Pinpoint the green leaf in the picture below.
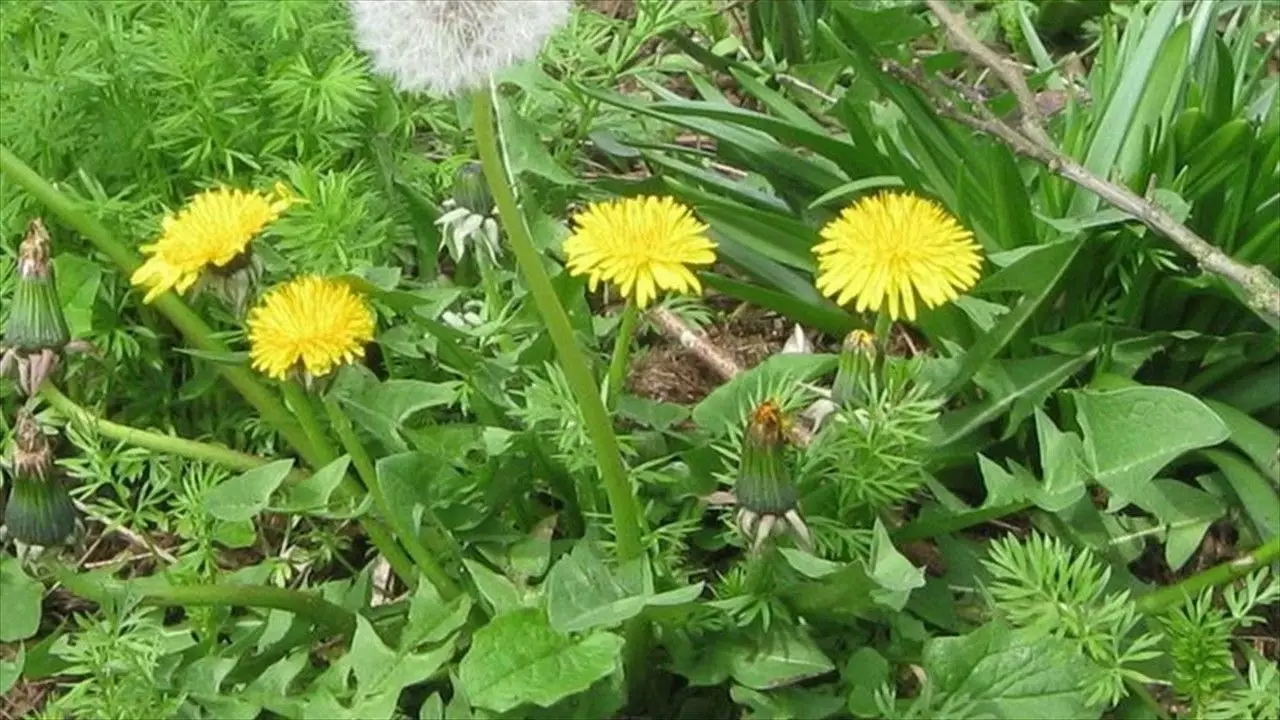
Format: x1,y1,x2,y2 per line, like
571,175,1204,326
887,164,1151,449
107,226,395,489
1032,408,1088,512
404,580,473,651
350,615,455,700
463,559,522,616
545,542,703,633
376,452,461,537
53,253,101,337
693,353,838,436
732,684,845,720
545,543,644,634
1132,479,1226,571
204,460,295,522
0,555,41,642
844,647,891,718
807,176,905,210
1073,387,1230,508
924,622,1098,720
938,353,1093,447
275,456,350,514
495,94,579,186
868,519,925,611
457,607,624,713
1200,448,1279,542
1203,399,1280,483
729,626,835,690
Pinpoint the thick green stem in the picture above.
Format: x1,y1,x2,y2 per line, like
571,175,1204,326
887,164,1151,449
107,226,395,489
281,381,334,466
40,385,306,481
55,564,356,637
0,145,318,467
323,397,461,599
1137,536,1280,614
470,86,645,561
606,302,640,409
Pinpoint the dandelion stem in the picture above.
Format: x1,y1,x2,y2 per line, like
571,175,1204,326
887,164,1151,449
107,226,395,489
606,302,640,410
322,396,461,600
1136,536,1280,615
53,562,356,638
39,384,306,480
471,85,645,562
0,145,318,468
282,381,335,466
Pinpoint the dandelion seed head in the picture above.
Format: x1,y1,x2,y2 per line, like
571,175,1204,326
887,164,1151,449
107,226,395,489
349,0,571,96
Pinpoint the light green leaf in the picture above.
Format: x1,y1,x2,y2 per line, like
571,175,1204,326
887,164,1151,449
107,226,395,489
545,542,702,633
458,608,624,713
495,94,579,186
731,684,846,720
204,460,295,522
404,580,473,651
350,615,455,699
0,557,42,642
275,456,350,514
53,253,101,336
729,626,835,690
779,548,843,579
464,559,521,616
1074,387,1230,508
868,519,925,610
693,353,838,436
1032,409,1088,512
925,622,1098,720
1133,479,1226,571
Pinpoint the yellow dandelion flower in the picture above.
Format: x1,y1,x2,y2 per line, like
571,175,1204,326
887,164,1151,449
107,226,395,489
813,191,982,321
130,184,295,303
562,196,717,309
247,276,375,381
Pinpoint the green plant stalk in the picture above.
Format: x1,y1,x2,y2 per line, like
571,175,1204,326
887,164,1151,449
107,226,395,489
1136,535,1280,614
280,383,429,592
0,145,318,467
281,381,336,465
39,385,306,480
470,87,645,561
55,563,356,637
322,397,461,599
606,301,640,409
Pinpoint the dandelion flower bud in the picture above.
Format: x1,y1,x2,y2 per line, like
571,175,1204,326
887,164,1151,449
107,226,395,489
4,409,78,547
2,219,93,395
349,0,571,96
734,400,812,552
832,329,877,408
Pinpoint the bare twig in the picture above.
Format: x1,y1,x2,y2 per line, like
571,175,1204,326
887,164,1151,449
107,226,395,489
896,2,1280,321
775,73,838,104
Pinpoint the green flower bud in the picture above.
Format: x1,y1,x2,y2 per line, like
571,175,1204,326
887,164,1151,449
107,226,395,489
832,329,876,408
452,162,493,216
736,401,796,515
4,219,69,352
4,410,77,547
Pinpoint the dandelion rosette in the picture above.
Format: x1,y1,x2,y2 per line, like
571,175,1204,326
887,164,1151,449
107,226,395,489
813,191,982,321
247,276,375,382
562,196,717,308
349,0,571,96
131,184,295,303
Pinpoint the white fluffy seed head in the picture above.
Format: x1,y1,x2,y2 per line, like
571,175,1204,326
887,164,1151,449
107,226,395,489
348,0,571,96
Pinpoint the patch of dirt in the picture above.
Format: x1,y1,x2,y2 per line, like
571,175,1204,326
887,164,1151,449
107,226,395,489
0,676,58,720
628,302,796,405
